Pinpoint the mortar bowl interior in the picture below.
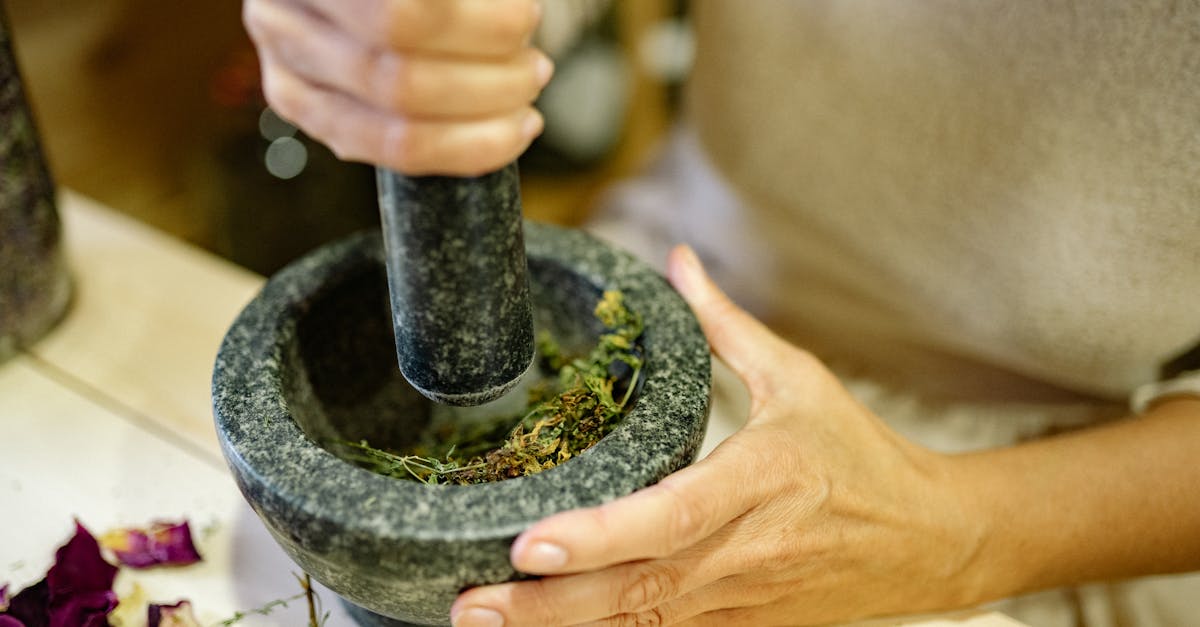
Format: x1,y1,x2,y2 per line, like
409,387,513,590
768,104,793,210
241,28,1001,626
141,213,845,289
285,241,610,458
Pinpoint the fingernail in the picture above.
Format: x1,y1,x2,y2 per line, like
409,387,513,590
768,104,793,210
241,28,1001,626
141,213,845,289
534,54,555,88
522,109,545,140
519,541,568,571
677,245,701,272
451,607,504,627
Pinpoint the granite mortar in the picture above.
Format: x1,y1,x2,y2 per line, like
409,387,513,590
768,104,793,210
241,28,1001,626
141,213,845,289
213,223,711,626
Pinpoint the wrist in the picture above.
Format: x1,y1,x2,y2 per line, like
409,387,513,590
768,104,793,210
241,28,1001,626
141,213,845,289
872,443,1007,613
937,399,1200,605
925,450,1022,610
938,446,1071,608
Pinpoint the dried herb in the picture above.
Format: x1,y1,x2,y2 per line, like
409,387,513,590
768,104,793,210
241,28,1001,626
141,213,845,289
343,290,644,485
213,573,326,627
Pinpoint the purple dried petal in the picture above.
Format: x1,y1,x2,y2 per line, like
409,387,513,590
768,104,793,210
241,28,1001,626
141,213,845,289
0,617,26,627
47,522,118,595
44,522,118,627
0,523,119,627
2,579,48,627
100,521,201,569
46,590,116,627
147,600,200,627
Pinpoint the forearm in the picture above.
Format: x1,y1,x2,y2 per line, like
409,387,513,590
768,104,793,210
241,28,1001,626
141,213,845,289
950,397,1200,603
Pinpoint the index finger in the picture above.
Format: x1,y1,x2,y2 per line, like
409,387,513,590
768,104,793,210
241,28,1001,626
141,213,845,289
510,438,761,575
297,0,541,58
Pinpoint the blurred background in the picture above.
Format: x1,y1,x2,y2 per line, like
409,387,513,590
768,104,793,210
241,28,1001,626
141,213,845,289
6,0,692,275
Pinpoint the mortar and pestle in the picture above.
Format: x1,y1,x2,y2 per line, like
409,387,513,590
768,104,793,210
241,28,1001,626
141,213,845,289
213,161,711,625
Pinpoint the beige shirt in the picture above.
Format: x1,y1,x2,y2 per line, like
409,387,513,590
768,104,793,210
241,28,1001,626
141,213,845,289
682,0,1200,404
588,5,1200,622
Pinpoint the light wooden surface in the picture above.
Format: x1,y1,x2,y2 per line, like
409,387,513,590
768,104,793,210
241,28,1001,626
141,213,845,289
0,191,1026,626
28,190,263,460
1,192,338,625
0,357,306,625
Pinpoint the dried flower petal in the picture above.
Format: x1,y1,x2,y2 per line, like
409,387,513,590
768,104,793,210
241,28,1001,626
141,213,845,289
46,522,118,627
0,617,25,627
2,580,47,627
47,589,116,627
48,522,118,598
0,522,117,627
147,600,200,627
99,521,201,569
0,584,8,611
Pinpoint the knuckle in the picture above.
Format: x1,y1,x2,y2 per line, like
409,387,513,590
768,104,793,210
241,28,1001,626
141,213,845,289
458,131,518,176
476,125,512,155
243,0,290,48
242,0,265,37
262,78,304,125
659,484,705,554
322,122,363,162
490,8,535,49
617,564,680,614
326,138,354,162
637,608,671,626
706,298,745,340
509,578,571,626
522,0,542,31
612,609,668,627
521,50,549,99
376,56,422,112
382,123,424,172
384,0,436,47
758,579,798,604
322,109,365,162
517,0,542,36
457,0,536,55
583,503,617,541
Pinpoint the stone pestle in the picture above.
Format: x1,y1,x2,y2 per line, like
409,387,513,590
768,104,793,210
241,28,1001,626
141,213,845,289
375,164,534,406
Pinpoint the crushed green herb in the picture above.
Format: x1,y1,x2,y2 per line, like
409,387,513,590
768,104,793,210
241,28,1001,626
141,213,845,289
342,290,644,485
214,573,327,627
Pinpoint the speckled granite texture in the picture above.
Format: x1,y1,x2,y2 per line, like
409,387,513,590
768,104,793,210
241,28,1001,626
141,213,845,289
376,164,534,406
213,223,711,626
0,7,70,362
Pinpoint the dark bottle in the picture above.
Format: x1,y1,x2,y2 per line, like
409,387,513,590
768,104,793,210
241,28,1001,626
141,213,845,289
0,4,70,361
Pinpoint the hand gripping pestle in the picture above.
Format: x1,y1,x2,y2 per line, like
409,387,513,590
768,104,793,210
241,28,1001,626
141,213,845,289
376,163,535,406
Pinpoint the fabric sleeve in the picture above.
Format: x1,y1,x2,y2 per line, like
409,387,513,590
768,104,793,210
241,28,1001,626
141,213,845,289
1130,369,1200,414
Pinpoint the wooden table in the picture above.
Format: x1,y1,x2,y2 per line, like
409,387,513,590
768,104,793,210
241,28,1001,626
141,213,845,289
0,191,1025,626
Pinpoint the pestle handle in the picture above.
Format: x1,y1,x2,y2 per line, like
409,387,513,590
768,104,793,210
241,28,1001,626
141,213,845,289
376,163,534,406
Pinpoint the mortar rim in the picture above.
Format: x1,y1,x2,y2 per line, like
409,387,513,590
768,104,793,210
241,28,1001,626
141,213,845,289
212,222,711,543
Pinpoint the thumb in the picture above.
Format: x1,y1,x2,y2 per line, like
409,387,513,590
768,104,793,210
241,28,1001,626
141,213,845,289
666,245,783,395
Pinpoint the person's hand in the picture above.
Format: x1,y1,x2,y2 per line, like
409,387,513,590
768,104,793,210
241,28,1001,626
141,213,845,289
243,0,551,176
450,246,991,626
